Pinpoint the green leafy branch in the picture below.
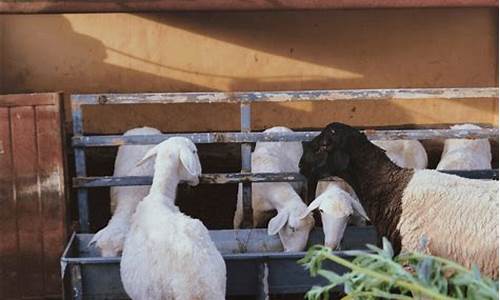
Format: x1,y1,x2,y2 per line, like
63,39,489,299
299,237,498,300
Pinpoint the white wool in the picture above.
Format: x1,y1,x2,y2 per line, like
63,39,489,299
120,137,226,300
233,127,314,252
372,140,428,169
303,178,369,249
436,124,492,170
398,169,498,278
89,127,161,257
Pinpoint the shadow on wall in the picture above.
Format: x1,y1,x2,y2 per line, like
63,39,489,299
133,9,498,130
137,9,497,89
2,15,209,94
3,11,497,134
90,9,497,132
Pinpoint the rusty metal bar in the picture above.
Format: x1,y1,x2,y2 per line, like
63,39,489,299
1,0,497,14
71,99,90,233
72,128,499,147
73,173,306,187
240,102,253,228
71,87,498,105
73,169,498,188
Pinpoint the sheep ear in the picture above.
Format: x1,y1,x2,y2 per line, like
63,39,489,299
349,198,369,221
136,144,160,166
267,210,289,235
180,148,201,176
300,196,323,219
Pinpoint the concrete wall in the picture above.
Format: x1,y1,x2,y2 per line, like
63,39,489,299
1,8,498,132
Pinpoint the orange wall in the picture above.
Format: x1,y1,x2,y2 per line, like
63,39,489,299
1,8,498,132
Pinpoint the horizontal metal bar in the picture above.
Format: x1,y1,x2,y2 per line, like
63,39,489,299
72,128,499,147
72,132,317,146
3,0,497,14
439,169,499,180
71,87,498,105
73,172,306,187
73,169,498,188
60,247,360,264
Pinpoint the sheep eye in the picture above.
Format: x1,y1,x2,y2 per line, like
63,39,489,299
319,208,324,213
192,150,196,154
316,144,328,153
289,225,296,232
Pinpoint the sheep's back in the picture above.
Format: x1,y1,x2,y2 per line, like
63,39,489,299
436,139,492,170
122,198,226,299
372,140,427,169
110,127,160,212
398,170,498,278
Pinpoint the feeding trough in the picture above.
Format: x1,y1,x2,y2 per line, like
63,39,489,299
61,227,378,299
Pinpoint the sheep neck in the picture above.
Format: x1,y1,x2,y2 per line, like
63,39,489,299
269,185,304,212
150,158,180,201
339,139,414,253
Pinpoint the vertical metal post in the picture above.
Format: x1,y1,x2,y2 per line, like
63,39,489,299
70,264,83,300
72,99,90,232
240,101,253,228
257,262,270,300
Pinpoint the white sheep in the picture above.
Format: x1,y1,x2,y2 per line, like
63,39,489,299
89,127,161,257
301,177,369,249
233,127,315,252
371,139,428,169
398,169,498,278
300,122,499,278
436,124,492,170
120,137,226,300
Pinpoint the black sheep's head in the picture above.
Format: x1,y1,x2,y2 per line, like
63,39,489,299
299,122,365,180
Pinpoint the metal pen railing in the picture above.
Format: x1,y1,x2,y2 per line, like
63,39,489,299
71,87,499,232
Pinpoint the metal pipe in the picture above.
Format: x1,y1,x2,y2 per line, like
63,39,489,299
1,0,497,14
72,169,499,188
240,102,253,228
72,128,500,147
73,172,306,187
71,100,90,233
72,87,499,105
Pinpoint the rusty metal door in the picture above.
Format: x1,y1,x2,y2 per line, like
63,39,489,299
0,93,68,299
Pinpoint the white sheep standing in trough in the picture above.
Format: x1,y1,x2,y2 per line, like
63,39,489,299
120,137,226,300
233,126,315,252
300,123,499,278
301,177,369,249
371,139,428,169
436,124,492,170
89,126,161,257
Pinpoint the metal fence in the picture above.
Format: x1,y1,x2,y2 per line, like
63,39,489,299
71,87,499,232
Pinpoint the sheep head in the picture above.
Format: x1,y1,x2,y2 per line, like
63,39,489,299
300,186,369,249
267,206,315,252
299,122,367,181
138,137,202,186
